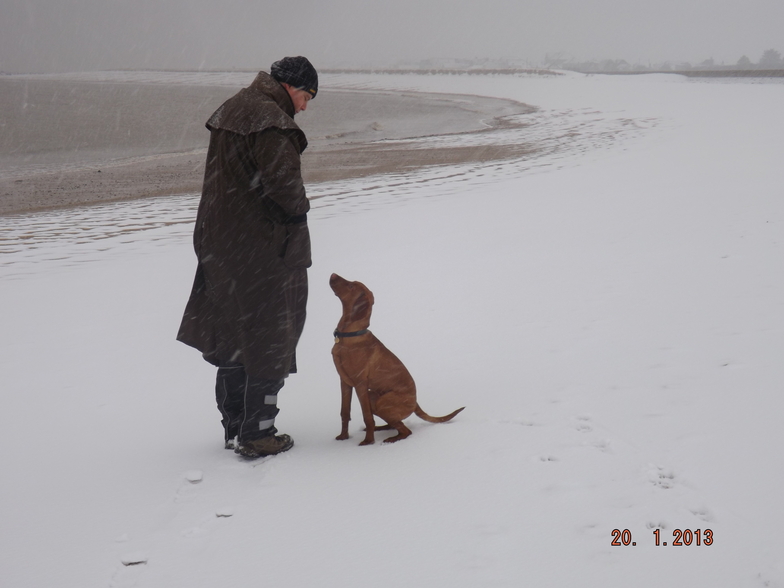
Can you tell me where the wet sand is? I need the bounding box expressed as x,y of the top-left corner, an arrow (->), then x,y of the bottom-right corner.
0,78 -> 535,215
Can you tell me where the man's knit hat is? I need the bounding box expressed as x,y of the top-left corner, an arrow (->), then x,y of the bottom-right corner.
271,56 -> 318,98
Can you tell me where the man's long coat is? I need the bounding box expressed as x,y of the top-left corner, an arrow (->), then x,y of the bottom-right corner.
177,71 -> 311,379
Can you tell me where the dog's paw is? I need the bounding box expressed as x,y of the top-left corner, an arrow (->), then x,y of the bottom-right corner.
335,433 -> 350,441
359,439 -> 375,446
382,435 -> 405,443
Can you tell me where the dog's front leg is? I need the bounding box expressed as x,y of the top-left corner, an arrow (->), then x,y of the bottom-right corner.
336,380 -> 352,440
355,385 -> 376,445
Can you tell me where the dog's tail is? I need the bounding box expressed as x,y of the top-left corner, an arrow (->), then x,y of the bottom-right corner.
415,404 -> 465,424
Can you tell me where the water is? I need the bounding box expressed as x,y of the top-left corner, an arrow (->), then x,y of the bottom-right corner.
1,72 -> 657,277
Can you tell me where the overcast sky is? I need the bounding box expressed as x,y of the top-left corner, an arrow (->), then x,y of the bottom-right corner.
2,0 -> 782,73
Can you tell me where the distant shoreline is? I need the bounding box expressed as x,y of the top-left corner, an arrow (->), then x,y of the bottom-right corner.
321,68 -> 561,76
575,69 -> 784,78
4,67 -> 781,79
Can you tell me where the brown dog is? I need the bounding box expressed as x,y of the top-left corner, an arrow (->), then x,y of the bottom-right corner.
329,273 -> 464,445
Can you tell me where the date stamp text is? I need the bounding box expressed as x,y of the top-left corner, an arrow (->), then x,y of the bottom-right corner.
611,528 -> 714,547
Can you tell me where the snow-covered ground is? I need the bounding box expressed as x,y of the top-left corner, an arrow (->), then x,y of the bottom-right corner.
1,72 -> 783,587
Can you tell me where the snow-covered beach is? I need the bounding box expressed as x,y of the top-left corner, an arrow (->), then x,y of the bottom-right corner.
0,72 -> 531,215
1,71 -> 783,587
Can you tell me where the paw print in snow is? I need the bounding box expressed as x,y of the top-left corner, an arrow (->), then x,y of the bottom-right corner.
647,464 -> 675,489
574,415 -> 593,433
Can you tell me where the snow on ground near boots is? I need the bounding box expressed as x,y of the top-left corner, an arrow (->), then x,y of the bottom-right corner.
1,72 -> 783,587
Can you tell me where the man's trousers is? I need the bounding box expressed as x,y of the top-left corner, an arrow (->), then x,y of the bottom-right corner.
215,363 -> 284,444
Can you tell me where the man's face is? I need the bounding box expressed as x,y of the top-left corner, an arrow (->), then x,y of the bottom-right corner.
282,84 -> 312,115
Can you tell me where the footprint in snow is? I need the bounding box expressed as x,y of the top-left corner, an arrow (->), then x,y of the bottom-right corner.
498,418 -> 539,427
690,507 -> 714,523
573,415 -> 593,433
569,416 -> 615,453
185,470 -> 203,483
109,552 -> 148,588
181,507 -> 236,539
536,455 -> 559,462
174,469 -> 204,503
120,552 -> 149,566
647,464 -> 676,489
646,520 -> 668,530
588,438 -> 612,453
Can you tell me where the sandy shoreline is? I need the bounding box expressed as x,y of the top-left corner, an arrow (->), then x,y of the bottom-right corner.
0,77 -> 534,216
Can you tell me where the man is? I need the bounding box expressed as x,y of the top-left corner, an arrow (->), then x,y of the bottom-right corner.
177,56 -> 317,459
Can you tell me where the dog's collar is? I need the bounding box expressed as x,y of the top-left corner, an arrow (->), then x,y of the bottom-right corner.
333,328 -> 369,342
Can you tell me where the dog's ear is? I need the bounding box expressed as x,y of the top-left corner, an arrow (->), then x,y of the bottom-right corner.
349,290 -> 373,322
